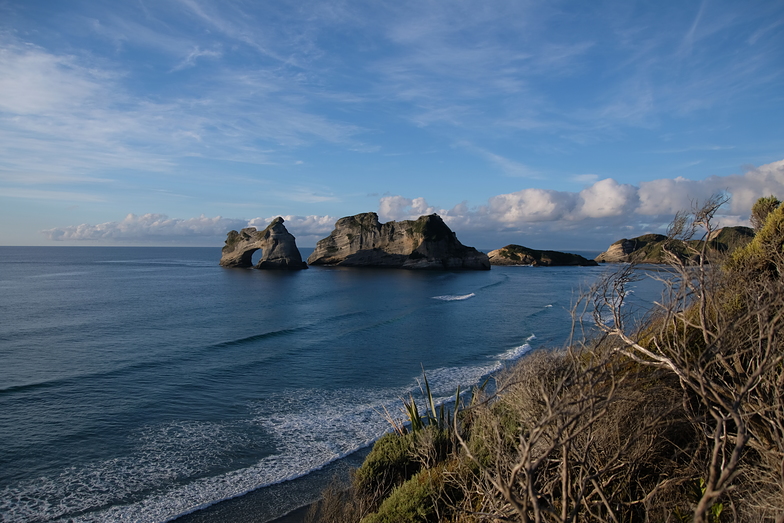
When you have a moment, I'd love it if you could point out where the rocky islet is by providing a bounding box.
[219,217,308,269]
[307,212,490,270]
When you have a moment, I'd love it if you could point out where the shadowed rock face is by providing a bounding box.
[307,213,490,270]
[488,245,598,266]
[594,235,668,263]
[219,217,307,269]
[594,227,754,264]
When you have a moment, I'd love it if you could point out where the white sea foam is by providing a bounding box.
[495,334,537,362]
[1,338,540,523]
[431,293,475,301]
[1,387,407,523]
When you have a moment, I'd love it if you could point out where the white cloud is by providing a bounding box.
[0,187,106,202]
[572,174,600,184]
[637,177,706,215]
[42,214,248,241]
[0,44,103,115]
[171,46,222,71]
[0,34,367,188]
[378,196,438,221]
[41,213,338,247]
[378,158,784,248]
[248,214,336,238]
[487,188,577,223]
[456,142,538,178]
[577,178,638,218]
[38,159,784,248]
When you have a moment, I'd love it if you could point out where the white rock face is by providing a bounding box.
[307,213,490,270]
[219,217,307,269]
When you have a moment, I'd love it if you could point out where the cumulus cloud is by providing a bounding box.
[377,158,784,249]
[248,214,337,241]
[577,178,638,218]
[378,196,438,221]
[487,188,577,223]
[40,159,784,249]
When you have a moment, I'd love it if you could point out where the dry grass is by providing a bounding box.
[308,196,784,523]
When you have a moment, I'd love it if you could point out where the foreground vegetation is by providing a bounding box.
[306,195,784,523]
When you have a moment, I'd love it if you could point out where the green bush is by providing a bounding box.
[728,201,784,277]
[353,431,419,501]
[360,468,442,523]
[750,195,781,232]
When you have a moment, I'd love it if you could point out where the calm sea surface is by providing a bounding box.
[0,247,664,522]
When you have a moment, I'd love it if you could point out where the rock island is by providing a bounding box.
[219,217,307,269]
[307,213,490,270]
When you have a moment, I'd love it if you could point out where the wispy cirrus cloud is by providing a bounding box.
[455,141,539,178]
[171,46,222,71]
[0,33,366,191]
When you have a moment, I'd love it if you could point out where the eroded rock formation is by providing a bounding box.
[594,227,754,264]
[220,217,307,269]
[488,245,598,266]
[307,213,490,270]
[594,234,668,263]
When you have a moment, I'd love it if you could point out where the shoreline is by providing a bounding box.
[172,446,371,523]
[268,504,313,523]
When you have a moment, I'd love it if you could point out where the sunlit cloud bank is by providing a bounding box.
[248,215,337,246]
[43,213,337,246]
[42,160,784,249]
[42,214,249,243]
[378,159,784,248]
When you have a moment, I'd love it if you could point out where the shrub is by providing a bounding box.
[360,468,443,523]
[353,431,419,502]
[313,195,784,523]
[728,200,784,278]
[750,195,781,232]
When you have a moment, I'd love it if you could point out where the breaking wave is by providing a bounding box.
[431,293,475,301]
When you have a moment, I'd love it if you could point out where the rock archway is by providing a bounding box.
[219,217,307,269]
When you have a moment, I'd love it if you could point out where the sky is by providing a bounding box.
[1,0,783,250]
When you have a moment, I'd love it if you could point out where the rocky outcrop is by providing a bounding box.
[307,213,490,270]
[707,226,755,252]
[220,217,307,269]
[595,234,668,263]
[595,227,754,264]
[488,245,598,266]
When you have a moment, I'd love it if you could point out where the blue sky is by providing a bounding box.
[1,0,783,250]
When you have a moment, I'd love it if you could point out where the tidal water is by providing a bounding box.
[0,247,663,522]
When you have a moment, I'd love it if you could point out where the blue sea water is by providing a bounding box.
[0,247,664,522]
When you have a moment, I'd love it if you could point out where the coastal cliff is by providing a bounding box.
[219,217,307,269]
[307,213,490,270]
[488,245,598,266]
[594,226,754,263]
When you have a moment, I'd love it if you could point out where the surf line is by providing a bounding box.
[431,293,476,301]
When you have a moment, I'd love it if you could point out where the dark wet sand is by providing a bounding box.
[269,504,311,523]
[173,447,370,523]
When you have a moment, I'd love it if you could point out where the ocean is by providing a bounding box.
[0,247,664,522]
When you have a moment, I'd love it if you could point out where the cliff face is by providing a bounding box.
[307,213,490,270]
[219,217,307,269]
[488,245,598,266]
[595,234,668,263]
[595,227,754,263]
